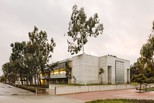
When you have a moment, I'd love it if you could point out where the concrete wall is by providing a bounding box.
[99,56,117,84]
[99,55,130,84]
[49,84,135,95]
[99,56,107,84]
[72,54,99,84]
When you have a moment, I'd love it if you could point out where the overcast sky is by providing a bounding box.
[0,0,154,76]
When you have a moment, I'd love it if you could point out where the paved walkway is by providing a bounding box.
[64,89,154,102]
[0,83,34,96]
[0,83,83,103]
[0,95,84,103]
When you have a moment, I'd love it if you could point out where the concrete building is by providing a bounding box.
[48,53,130,85]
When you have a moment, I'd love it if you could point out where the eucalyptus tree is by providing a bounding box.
[66,5,104,55]
[2,62,16,83]
[9,41,26,85]
[27,26,56,85]
[2,62,11,83]
[23,41,38,85]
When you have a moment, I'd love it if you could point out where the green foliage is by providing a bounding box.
[132,74,147,92]
[86,99,154,103]
[67,5,103,55]
[65,61,72,79]
[26,26,56,85]
[99,68,104,75]
[132,74,147,84]
[2,26,56,85]
[9,42,27,84]
[28,26,56,69]
[131,22,154,82]
[147,87,154,91]
[0,75,6,82]
[2,62,17,83]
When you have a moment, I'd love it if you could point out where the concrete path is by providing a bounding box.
[0,83,84,103]
[64,89,154,102]
[0,83,34,96]
[0,95,84,103]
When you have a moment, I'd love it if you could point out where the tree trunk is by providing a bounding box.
[26,78,28,85]
[34,75,37,85]
[20,76,23,85]
[38,74,41,86]
[29,77,33,85]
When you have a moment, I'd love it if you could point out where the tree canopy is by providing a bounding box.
[131,21,154,83]
[66,5,104,55]
[2,26,56,85]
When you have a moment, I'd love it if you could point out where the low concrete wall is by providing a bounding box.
[49,84,135,95]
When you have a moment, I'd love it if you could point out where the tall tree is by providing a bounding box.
[139,22,154,72]
[2,62,16,83]
[28,26,56,85]
[2,26,56,86]
[23,41,37,85]
[66,5,104,55]
[131,21,154,82]
[10,42,26,85]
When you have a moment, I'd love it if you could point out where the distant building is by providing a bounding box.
[45,53,130,85]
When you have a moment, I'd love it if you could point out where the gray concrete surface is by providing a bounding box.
[0,83,84,103]
[0,95,84,103]
[0,83,34,96]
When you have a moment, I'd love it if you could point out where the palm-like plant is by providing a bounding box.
[99,68,104,84]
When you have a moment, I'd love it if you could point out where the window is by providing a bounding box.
[115,61,124,84]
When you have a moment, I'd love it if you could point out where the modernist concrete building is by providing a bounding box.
[48,53,130,85]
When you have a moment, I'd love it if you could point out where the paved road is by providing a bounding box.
[0,83,84,103]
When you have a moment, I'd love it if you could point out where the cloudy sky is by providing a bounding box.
[0,0,154,75]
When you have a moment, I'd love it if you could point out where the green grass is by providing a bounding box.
[147,87,154,91]
[86,99,154,103]
[130,82,139,86]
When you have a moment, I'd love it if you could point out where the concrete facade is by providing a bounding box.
[72,54,99,84]
[71,54,130,84]
[49,53,130,85]
[99,55,130,84]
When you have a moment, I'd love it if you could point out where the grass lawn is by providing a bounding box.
[147,87,154,91]
[86,99,154,103]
